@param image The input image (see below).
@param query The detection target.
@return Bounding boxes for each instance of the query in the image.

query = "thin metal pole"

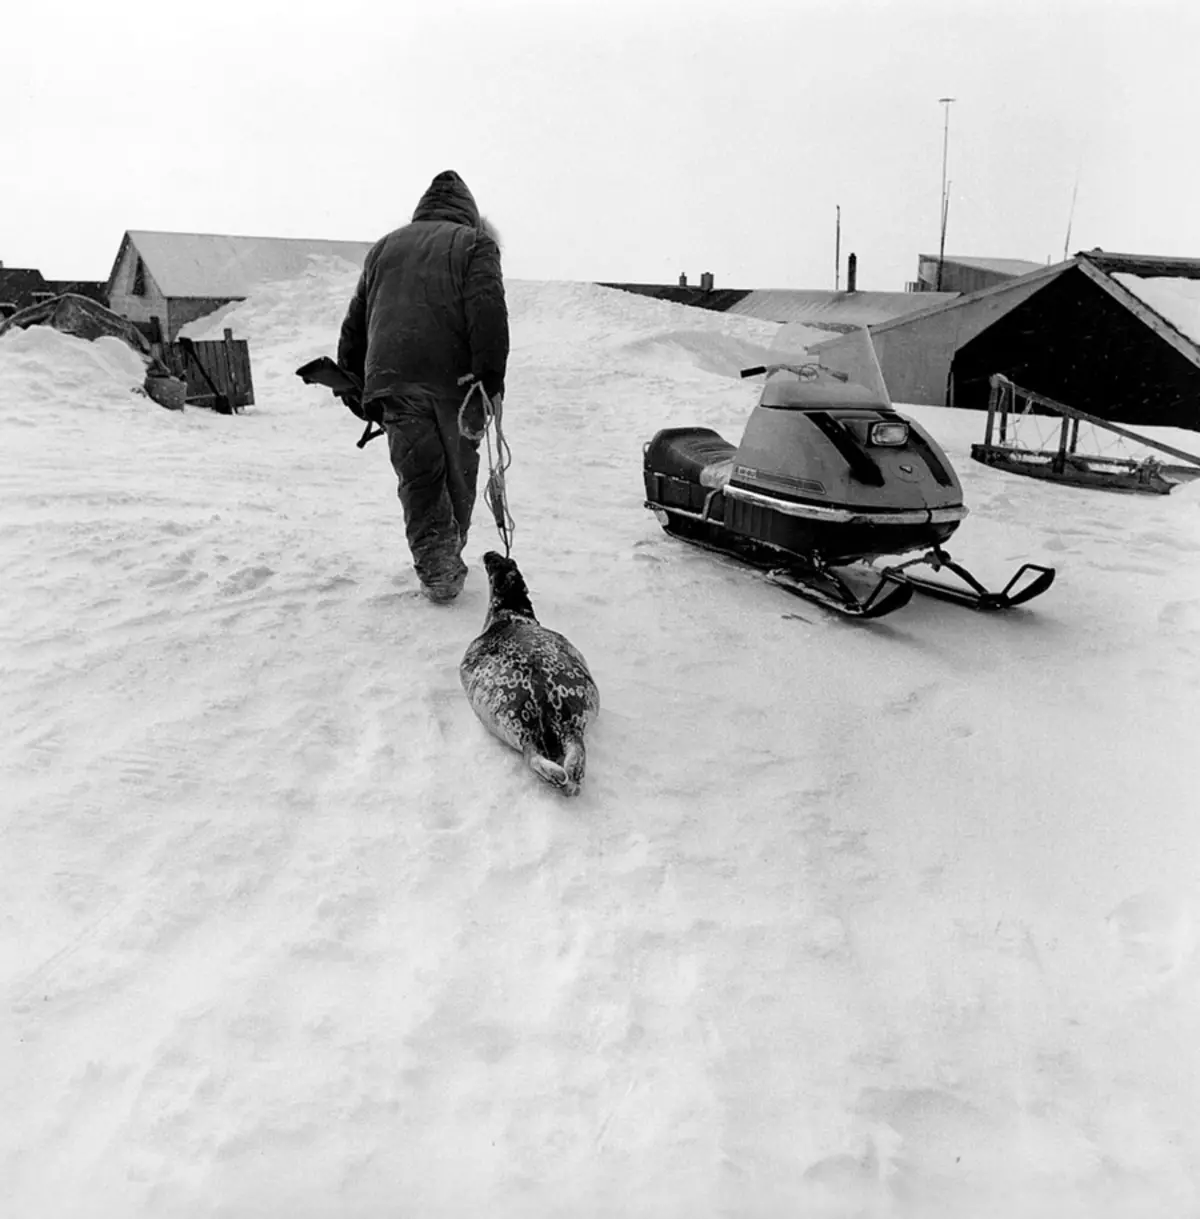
[835,205,841,290]
[936,97,955,290]
[1063,174,1080,261]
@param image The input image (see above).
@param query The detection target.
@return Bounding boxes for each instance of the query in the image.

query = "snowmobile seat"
[645,427,736,485]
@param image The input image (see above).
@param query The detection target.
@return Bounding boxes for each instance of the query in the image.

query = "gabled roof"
[109,230,376,299]
[1077,259,1200,366]
[727,288,958,327]
[1078,249,1200,279]
[871,258,1076,335]
[918,254,1046,277]
[871,250,1200,375]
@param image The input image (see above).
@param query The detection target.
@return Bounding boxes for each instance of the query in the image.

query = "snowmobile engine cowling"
[730,397,963,514]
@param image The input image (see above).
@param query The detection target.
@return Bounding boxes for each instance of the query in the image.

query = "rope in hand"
[457,375,515,558]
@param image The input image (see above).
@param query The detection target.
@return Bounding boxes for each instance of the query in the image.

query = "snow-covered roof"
[119,230,376,298]
[1081,250,1200,278]
[1112,274,1200,348]
[728,289,958,327]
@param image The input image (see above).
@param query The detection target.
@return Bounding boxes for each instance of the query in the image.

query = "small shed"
[910,254,1047,295]
[105,230,375,341]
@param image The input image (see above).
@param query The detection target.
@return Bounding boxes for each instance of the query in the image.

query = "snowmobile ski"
[653,513,914,619]
[877,550,1056,611]
[765,566,914,619]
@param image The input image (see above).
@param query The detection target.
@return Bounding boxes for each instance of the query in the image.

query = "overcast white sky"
[6,0,1199,291]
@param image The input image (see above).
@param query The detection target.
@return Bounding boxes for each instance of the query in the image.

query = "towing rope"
[457,376,515,558]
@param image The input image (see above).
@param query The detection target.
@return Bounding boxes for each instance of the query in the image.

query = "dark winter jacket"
[337,170,509,406]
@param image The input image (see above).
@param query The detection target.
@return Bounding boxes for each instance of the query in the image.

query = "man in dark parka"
[338,170,509,601]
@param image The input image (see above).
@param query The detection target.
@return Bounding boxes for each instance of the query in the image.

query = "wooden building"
[909,254,1046,295]
[871,250,1200,430]
[105,230,374,341]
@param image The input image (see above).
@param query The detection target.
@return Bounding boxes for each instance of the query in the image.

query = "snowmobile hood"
[732,329,963,515]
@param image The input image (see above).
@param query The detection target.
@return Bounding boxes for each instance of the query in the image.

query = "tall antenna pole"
[1063,172,1080,261]
[835,204,841,290]
[936,96,955,290]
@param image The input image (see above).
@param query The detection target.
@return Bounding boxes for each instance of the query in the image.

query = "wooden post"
[997,378,1009,446]
[223,327,240,406]
[984,376,999,447]
[1068,416,1080,455]
[1053,415,1070,474]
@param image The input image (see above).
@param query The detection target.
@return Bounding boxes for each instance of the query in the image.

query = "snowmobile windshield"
[760,326,892,410]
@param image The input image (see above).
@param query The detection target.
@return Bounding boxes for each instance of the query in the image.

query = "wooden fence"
[165,329,255,413]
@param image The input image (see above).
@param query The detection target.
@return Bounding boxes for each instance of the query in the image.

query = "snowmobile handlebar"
[739,363,849,382]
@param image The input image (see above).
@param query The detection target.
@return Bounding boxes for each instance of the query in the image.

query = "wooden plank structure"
[170,329,255,414]
[141,315,255,413]
[971,374,1200,494]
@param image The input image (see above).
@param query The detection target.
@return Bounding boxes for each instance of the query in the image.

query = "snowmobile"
[642,326,1055,619]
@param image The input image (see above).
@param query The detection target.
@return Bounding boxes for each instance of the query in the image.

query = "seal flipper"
[563,739,586,789]
[524,744,579,796]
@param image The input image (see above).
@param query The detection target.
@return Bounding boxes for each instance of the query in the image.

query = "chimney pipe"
[678,272,688,287]
[847,253,857,293]
[700,271,714,292]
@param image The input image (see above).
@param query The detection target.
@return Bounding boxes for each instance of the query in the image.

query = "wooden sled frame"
[971,375,1200,494]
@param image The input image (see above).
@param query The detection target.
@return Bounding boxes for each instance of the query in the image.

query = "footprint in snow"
[1158,598,1200,633]
[1107,891,1197,982]
[219,564,274,596]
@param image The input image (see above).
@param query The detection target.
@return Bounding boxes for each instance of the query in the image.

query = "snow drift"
[3,260,1200,1218]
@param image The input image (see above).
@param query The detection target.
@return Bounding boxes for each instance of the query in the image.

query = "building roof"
[596,283,752,312]
[0,267,52,307]
[873,250,1200,374]
[727,288,959,328]
[112,230,376,299]
[871,259,1075,335]
[1077,249,1200,279]
[918,254,1047,277]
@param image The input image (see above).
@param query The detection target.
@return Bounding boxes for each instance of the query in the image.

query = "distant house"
[0,264,105,318]
[105,230,375,340]
[909,254,1047,295]
[0,266,54,317]
[871,250,1200,430]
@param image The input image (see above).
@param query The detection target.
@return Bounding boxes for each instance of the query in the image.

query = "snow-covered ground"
[3,263,1200,1218]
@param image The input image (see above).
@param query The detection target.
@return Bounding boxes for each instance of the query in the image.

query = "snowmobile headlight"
[869,421,909,446]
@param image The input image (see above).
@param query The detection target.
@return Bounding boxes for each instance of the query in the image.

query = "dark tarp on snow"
[0,293,155,362]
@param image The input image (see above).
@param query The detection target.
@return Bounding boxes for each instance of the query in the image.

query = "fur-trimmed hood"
[412,170,477,226]
[411,170,500,246]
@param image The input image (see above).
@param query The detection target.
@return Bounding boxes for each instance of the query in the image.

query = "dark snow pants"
[379,388,481,591]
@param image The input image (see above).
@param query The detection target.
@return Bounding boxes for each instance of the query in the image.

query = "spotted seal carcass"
[459,551,600,795]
